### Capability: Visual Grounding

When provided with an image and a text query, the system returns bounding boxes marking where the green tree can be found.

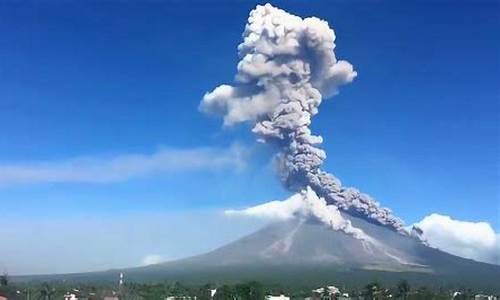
[171,281,187,297]
[0,273,8,286]
[407,287,436,300]
[234,281,265,300]
[246,281,265,300]
[38,283,56,300]
[396,280,410,300]
[363,281,387,300]
[197,283,214,300]
[214,285,236,300]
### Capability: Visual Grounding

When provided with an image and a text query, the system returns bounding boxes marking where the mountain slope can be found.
[16,214,500,291]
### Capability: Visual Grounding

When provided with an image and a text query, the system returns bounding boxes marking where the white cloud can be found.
[414,213,500,265]
[141,254,164,266]
[0,145,245,187]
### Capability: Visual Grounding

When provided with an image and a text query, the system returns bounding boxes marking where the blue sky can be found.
[0,1,499,274]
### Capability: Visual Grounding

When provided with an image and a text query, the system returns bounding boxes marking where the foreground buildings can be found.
[265,295,290,300]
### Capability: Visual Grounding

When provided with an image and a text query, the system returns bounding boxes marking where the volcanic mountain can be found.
[127,214,500,289]
[21,213,500,291]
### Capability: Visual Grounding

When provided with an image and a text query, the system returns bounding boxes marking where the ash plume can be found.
[200,4,406,234]
[225,187,372,242]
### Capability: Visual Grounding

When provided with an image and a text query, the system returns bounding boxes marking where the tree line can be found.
[0,274,496,300]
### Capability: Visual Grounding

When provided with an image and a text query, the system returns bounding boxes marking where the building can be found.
[266,295,290,300]
[475,295,498,300]
[338,293,351,300]
[310,286,341,300]
[64,293,78,300]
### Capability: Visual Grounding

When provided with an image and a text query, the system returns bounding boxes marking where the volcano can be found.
[22,213,500,291]
[127,214,500,289]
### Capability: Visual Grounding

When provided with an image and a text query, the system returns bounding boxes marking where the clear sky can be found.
[0,0,499,274]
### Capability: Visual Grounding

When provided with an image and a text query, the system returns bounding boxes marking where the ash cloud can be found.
[201,4,405,233]
[226,187,371,241]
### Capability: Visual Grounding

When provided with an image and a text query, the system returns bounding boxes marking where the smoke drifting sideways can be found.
[200,4,407,234]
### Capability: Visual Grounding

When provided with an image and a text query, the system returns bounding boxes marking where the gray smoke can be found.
[200,4,406,234]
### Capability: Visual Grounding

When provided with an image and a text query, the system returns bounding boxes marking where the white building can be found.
[475,295,498,300]
[308,285,342,300]
[64,294,78,300]
[339,293,351,300]
[266,295,290,300]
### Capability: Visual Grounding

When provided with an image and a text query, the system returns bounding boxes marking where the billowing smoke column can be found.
[200,4,406,234]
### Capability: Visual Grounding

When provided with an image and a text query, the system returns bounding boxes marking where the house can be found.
[338,293,351,300]
[64,293,76,300]
[64,293,84,300]
[266,295,290,300]
[310,286,341,300]
[475,295,498,300]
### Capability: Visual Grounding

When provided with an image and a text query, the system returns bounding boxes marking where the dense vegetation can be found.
[0,274,500,300]
[1,273,497,300]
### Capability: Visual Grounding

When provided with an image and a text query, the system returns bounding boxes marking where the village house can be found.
[64,293,78,300]
[265,295,290,300]
[308,285,341,300]
[474,295,498,300]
